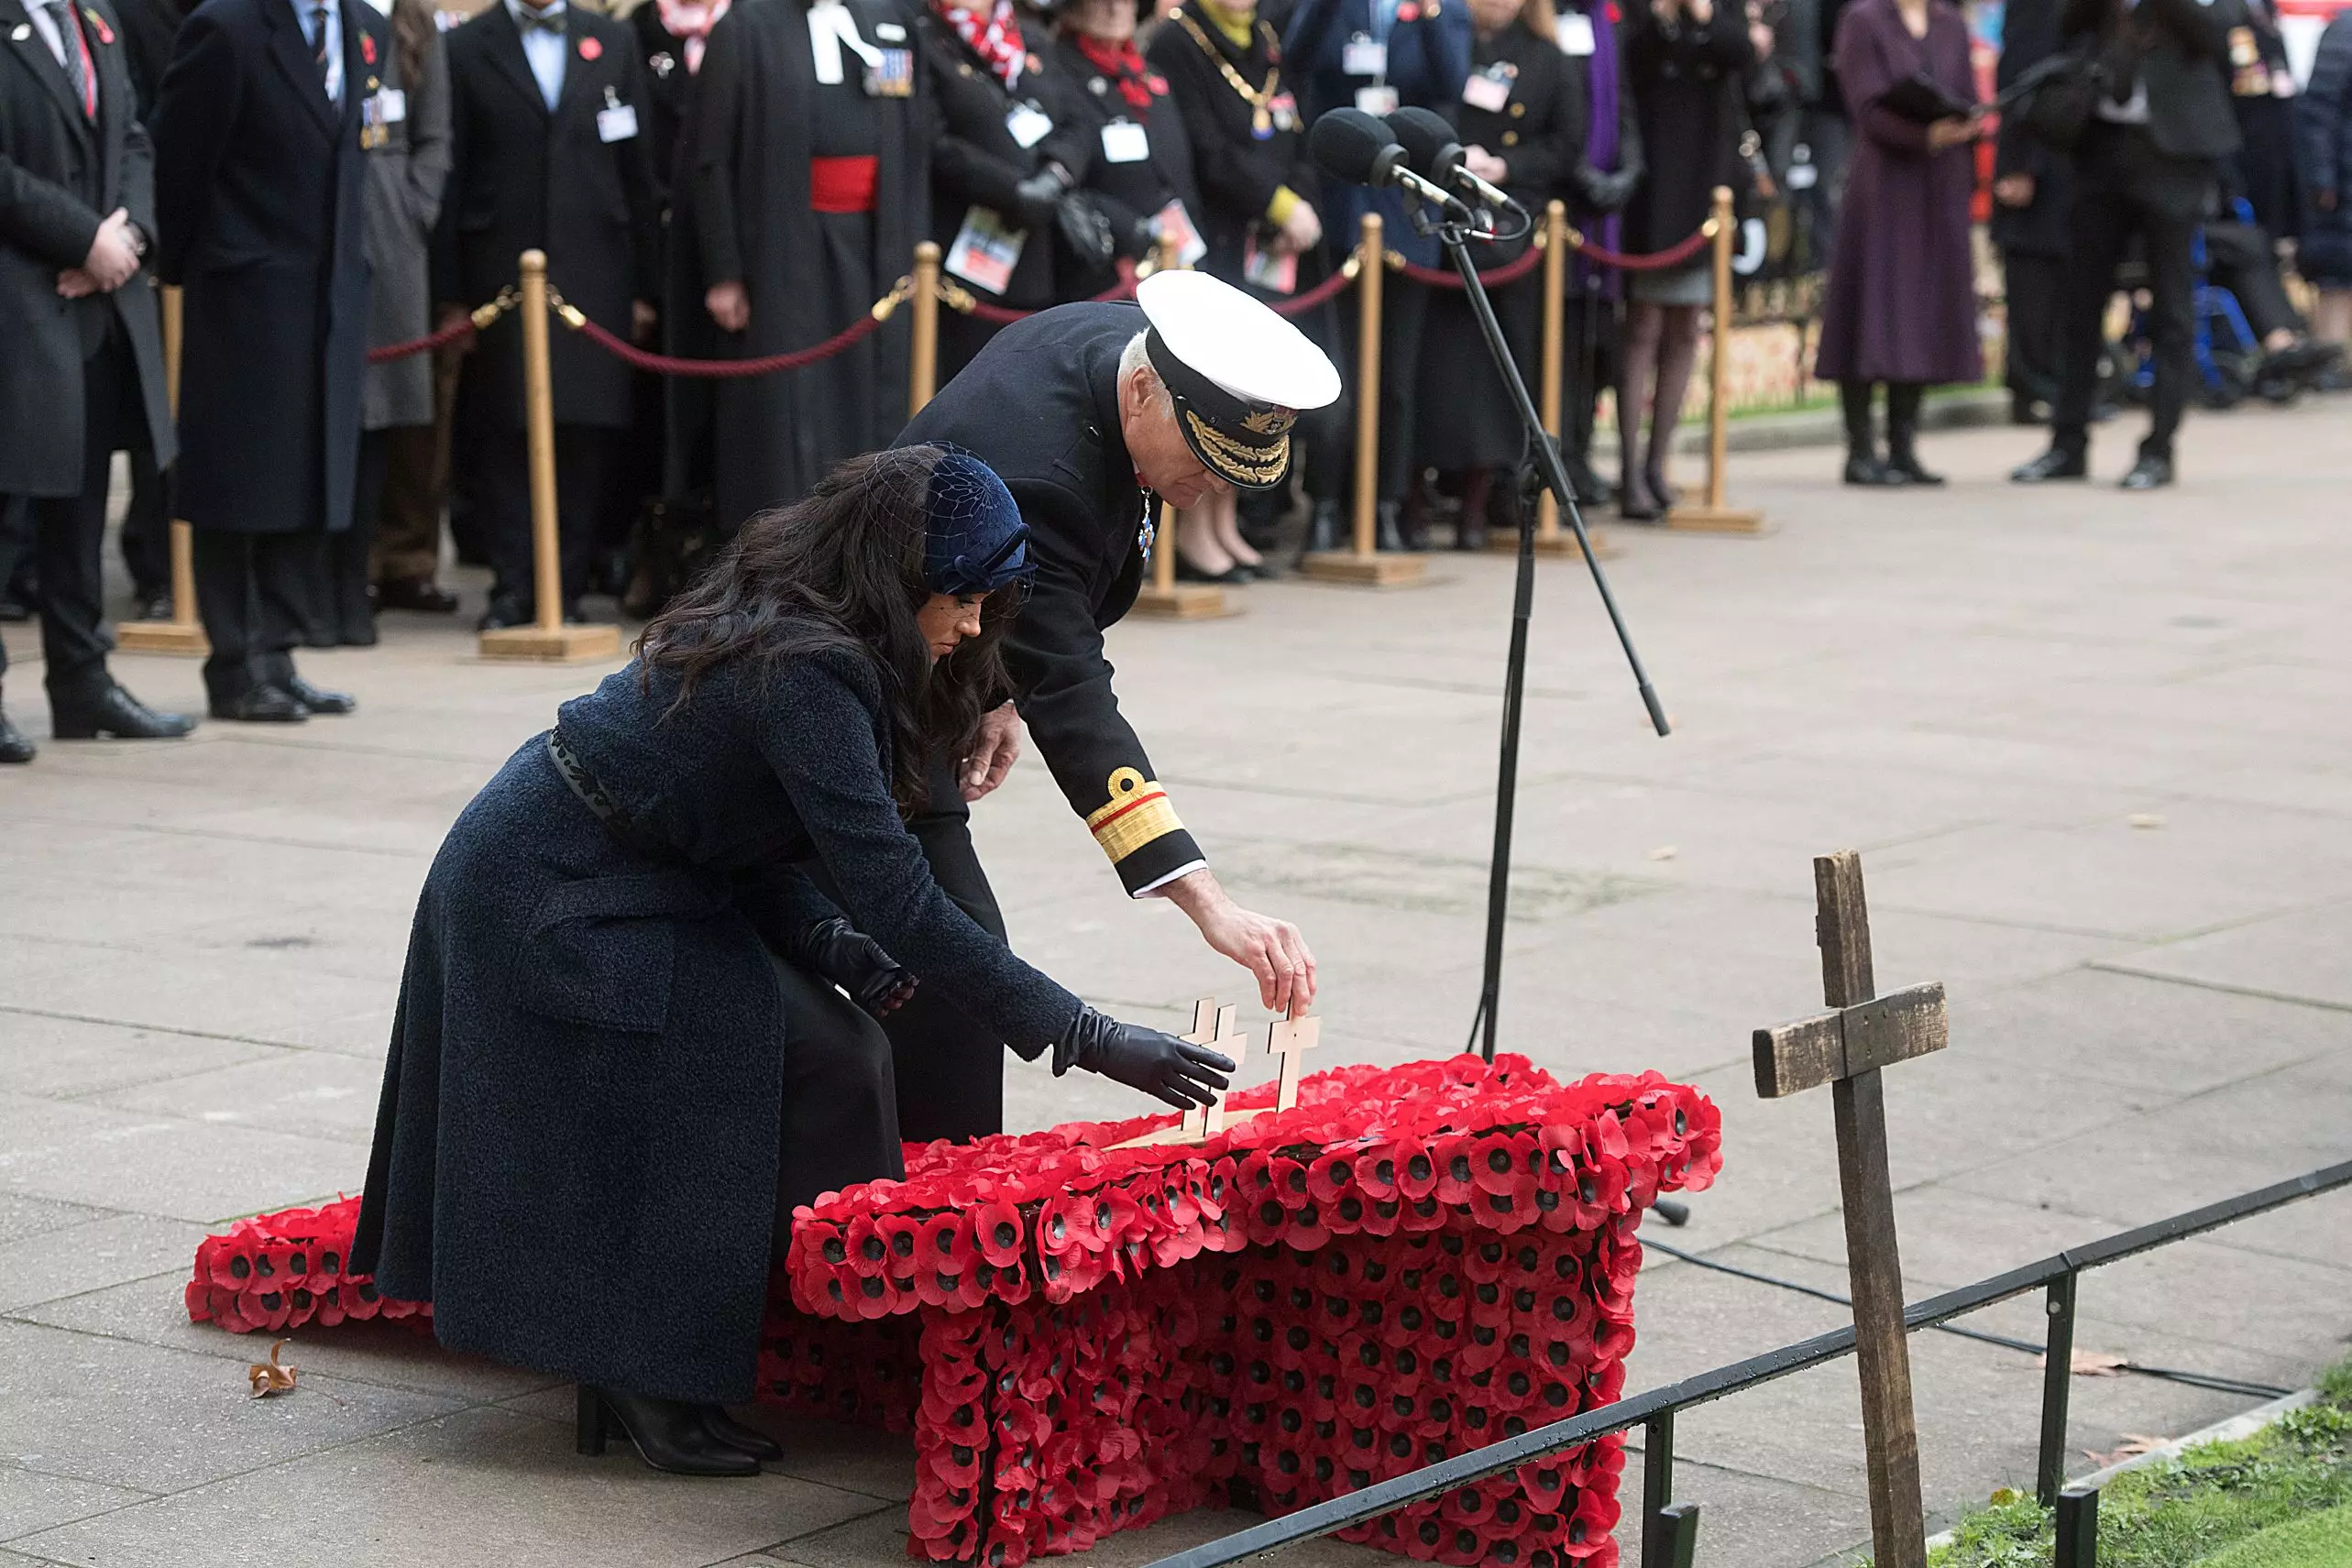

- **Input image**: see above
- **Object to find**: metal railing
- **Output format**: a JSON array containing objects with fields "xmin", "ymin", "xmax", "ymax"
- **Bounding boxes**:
[{"xmin": 1141, "ymin": 1157, "xmax": 2352, "ymax": 1568}]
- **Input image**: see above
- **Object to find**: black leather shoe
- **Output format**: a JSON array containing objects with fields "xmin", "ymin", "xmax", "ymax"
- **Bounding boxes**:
[
  {"xmin": 1174, "ymin": 554, "xmax": 1248, "ymax": 585},
  {"xmin": 2009, "ymin": 447, "xmax": 2088, "ymax": 483},
  {"xmin": 700, "ymin": 1407, "xmax": 786, "ymax": 1461},
  {"xmin": 1374, "ymin": 500, "xmax": 1408, "ymax": 553},
  {"xmin": 0, "ymin": 707, "xmax": 33, "ymax": 763},
  {"xmin": 0, "ymin": 597, "xmax": 30, "ymax": 624},
  {"xmin": 377, "ymin": 576, "xmax": 461, "ymax": 615},
  {"xmin": 339, "ymin": 620, "xmax": 379, "ymax": 648},
  {"xmin": 211, "ymin": 685, "xmax": 309, "ymax": 723},
  {"xmin": 2118, "ymin": 454, "xmax": 2174, "ymax": 490},
  {"xmin": 1300, "ymin": 499, "xmax": 1345, "ymax": 555},
  {"xmin": 133, "ymin": 593, "xmax": 175, "ymax": 622},
  {"xmin": 285, "ymin": 676, "xmax": 356, "ymax": 715},
  {"xmin": 478, "ymin": 594, "xmax": 529, "ymax": 631},
  {"xmin": 49, "ymin": 684, "xmax": 197, "ymax": 740},
  {"xmin": 1886, "ymin": 452, "xmax": 1945, "ymax": 486},
  {"xmin": 1842, "ymin": 455, "xmax": 1910, "ymax": 487},
  {"xmin": 576, "ymin": 1387, "xmax": 760, "ymax": 1476}
]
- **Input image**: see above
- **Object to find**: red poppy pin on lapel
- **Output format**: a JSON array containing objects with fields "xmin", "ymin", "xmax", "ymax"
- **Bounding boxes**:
[
  {"xmin": 84, "ymin": 7, "xmax": 114, "ymax": 42},
  {"xmin": 1396, "ymin": 2, "xmax": 1418, "ymax": 16},
  {"xmin": 359, "ymin": 31, "xmax": 375, "ymax": 63},
  {"xmin": 577, "ymin": 34, "xmax": 602, "ymax": 59}
]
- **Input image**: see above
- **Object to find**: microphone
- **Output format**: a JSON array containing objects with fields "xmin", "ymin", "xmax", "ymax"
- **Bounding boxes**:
[
  {"xmin": 1387, "ymin": 105, "xmax": 1523, "ymax": 216},
  {"xmin": 1307, "ymin": 107, "xmax": 1474, "ymax": 219}
]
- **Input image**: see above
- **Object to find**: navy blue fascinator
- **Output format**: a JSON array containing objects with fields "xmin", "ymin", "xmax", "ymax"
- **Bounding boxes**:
[{"xmin": 921, "ymin": 449, "xmax": 1032, "ymax": 598}]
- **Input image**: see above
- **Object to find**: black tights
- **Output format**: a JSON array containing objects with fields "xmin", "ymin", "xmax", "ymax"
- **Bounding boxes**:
[
  {"xmin": 1839, "ymin": 380, "xmax": 1926, "ymax": 458},
  {"xmin": 1618, "ymin": 302, "xmax": 1701, "ymax": 510}
]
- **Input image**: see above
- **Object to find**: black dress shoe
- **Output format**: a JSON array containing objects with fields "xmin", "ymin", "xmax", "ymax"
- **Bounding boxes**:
[
  {"xmin": 211, "ymin": 685, "xmax": 309, "ymax": 723},
  {"xmin": 1842, "ymin": 455, "xmax": 1910, "ymax": 487},
  {"xmin": 1374, "ymin": 500, "xmax": 1408, "ymax": 553},
  {"xmin": 2119, "ymin": 453, "xmax": 2174, "ymax": 490},
  {"xmin": 1174, "ymin": 554, "xmax": 1248, "ymax": 585},
  {"xmin": 0, "ymin": 597, "xmax": 30, "ymax": 624},
  {"xmin": 1300, "ymin": 499, "xmax": 1345, "ymax": 555},
  {"xmin": 49, "ymin": 684, "xmax": 197, "ymax": 740},
  {"xmin": 133, "ymin": 593, "xmax": 175, "ymax": 622},
  {"xmin": 576, "ymin": 1387, "xmax": 760, "ymax": 1476},
  {"xmin": 285, "ymin": 675, "xmax": 356, "ymax": 715},
  {"xmin": 377, "ymin": 576, "xmax": 461, "ymax": 615},
  {"xmin": 2010, "ymin": 447, "xmax": 2089, "ymax": 483},
  {"xmin": 478, "ymin": 594, "xmax": 529, "ymax": 631},
  {"xmin": 339, "ymin": 621, "xmax": 379, "ymax": 647},
  {"xmin": 0, "ymin": 707, "xmax": 33, "ymax": 763},
  {"xmin": 700, "ymin": 1407, "xmax": 786, "ymax": 1461},
  {"xmin": 300, "ymin": 623, "xmax": 341, "ymax": 650}
]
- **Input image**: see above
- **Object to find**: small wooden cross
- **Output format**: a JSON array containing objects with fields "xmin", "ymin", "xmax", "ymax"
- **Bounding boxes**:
[
  {"xmin": 1264, "ymin": 1004, "xmax": 1320, "ymax": 1113},
  {"xmin": 1752, "ymin": 850, "xmax": 1948, "ymax": 1568},
  {"xmin": 1181, "ymin": 1000, "xmax": 1252, "ymax": 1137}
]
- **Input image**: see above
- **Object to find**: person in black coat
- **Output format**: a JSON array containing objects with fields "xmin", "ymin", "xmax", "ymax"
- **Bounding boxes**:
[
  {"xmin": 917, "ymin": 0, "xmax": 1103, "ymax": 378},
  {"xmin": 1412, "ymin": 0, "xmax": 1583, "ymax": 550},
  {"xmin": 888, "ymin": 273, "xmax": 1332, "ymax": 1143},
  {"xmin": 1554, "ymin": 0, "xmax": 1640, "ymax": 504},
  {"xmin": 0, "ymin": 0, "xmax": 193, "ymax": 761},
  {"xmin": 1054, "ymin": 0, "xmax": 1201, "ymax": 298},
  {"xmin": 2226, "ymin": 0, "xmax": 2299, "ymax": 241},
  {"xmin": 104, "ymin": 0, "xmax": 182, "ymax": 619},
  {"xmin": 1145, "ymin": 0, "xmax": 1341, "ymax": 568},
  {"xmin": 435, "ymin": 0, "xmax": 662, "ymax": 629},
  {"xmin": 2011, "ymin": 0, "xmax": 2247, "ymax": 490},
  {"xmin": 680, "ymin": 0, "xmax": 929, "ymax": 535},
  {"xmin": 150, "ymin": 0, "xmax": 383, "ymax": 721},
  {"xmin": 353, "ymin": 444, "xmax": 1233, "ymax": 1476},
  {"xmin": 1992, "ymin": 0, "xmax": 2073, "ymax": 422}
]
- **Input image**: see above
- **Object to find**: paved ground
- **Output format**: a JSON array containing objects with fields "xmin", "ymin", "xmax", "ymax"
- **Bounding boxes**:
[{"xmin": 5, "ymin": 400, "xmax": 2352, "ymax": 1568}]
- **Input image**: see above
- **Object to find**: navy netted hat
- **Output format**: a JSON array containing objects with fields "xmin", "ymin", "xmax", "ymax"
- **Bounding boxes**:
[{"xmin": 921, "ymin": 448, "xmax": 1033, "ymax": 597}]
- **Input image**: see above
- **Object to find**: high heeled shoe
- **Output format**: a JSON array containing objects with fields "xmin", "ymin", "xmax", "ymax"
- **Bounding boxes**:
[
  {"xmin": 701, "ymin": 1406, "xmax": 786, "ymax": 1461},
  {"xmin": 575, "ymin": 1385, "xmax": 762, "ymax": 1475}
]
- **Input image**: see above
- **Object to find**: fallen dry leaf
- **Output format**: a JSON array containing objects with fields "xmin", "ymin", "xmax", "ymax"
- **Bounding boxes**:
[
  {"xmin": 2128, "ymin": 813, "xmax": 2165, "ymax": 829},
  {"xmin": 247, "ymin": 1339, "xmax": 298, "ymax": 1398},
  {"xmin": 1647, "ymin": 846, "xmax": 1678, "ymax": 861},
  {"xmin": 2032, "ymin": 1348, "xmax": 2131, "ymax": 1378},
  {"xmin": 2083, "ymin": 1435, "xmax": 2169, "ymax": 1467}
]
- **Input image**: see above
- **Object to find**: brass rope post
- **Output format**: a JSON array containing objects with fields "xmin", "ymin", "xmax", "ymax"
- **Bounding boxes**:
[
  {"xmin": 1538, "ymin": 200, "xmax": 1566, "ymax": 544},
  {"xmin": 1663, "ymin": 189, "xmax": 1764, "ymax": 533},
  {"xmin": 115, "ymin": 284, "xmax": 208, "ymax": 655},
  {"xmin": 1351, "ymin": 211, "xmax": 1381, "ymax": 558},
  {"xmin": 909, "ymin": 242, "xmax": 941, "ymax": 417}
]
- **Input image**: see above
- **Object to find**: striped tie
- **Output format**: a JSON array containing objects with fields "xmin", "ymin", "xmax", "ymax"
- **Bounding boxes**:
[
  {"xmin": 41, "ymin": 0, "xmax": 93, "ymax": 119},
  {"xmin": 311, "ymin": 3, "xmax": 332, "ymax": 93}
]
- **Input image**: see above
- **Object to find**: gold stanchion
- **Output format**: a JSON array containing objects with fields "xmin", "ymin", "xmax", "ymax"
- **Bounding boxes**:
[
  {"xmin": 1301, "ymin": 214, "xmax": 1424, "ymax": 587},
  {"xmin": 115, "ymin": 283, "xmax": 209, "ymax": 655},
  {"xmin": 478, "ymin": 250, "xmax": 622, "ymax": 662},
  {"xmin": 1665, "ymin": 186, "xmax": 1764, "ymax": 533},
  {"xmin": 1488, "ymin": 201, "xmax": 1607, "ymax": 561},
  {"xmin": 1133, "ymin": 236, "xmax": 1235, "ymax": 620},
  {"xmin": 908, "ymin": 241, "xmax": 941, "ymax": 418}
]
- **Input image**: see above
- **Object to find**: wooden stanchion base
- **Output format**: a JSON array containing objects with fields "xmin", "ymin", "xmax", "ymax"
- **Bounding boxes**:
[
  {"xmin": 478, "ymin": 623, "xmax": 626, "ymax": 663},
  {"xmin": 1485, "ymin": 529, "xmax": 1615, "ymax": 560},
  {"xmin": 1665, "ymin": 505, "xmax": 1767, "ymax": 534},
  {"xmin": 1297, "ymin": 551, "xmax": 1429, "ymax": 587},
  {"xmin": 115, "ymin": 621, "xmax": 210, "ymax": 656},
  {"xmin": 1130, "ymin": 584, "xmax": 1240, "ymax": 620}
]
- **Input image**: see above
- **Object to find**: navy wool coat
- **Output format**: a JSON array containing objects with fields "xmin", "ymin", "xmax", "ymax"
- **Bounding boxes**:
[{"xmin": 353, "ymin": 648, "xmax": 1083, "ymax": 1403}]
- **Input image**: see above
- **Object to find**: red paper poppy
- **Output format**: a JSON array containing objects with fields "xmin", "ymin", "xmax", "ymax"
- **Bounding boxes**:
[
  {"xmin": 974, "ymin": 1199, "xmax": 1024, "ymax": 1266},
  {"xmin": 1433, "ymin": 1139, "xmax": 1479, "ymax": 1205},
  {"xmin": 1562, "ymin": 1487, "xmax": 1621, "ymax": 1556},
  {"xmin": 359, "ymin": 31, "xmax": 376, "ymax": 63},
  {"xmin": 1305, "ymin": 1152, "xmax": 1355, "ymax": 1203},
  {"xmin": 1392, "ymin": 1136, "xmax": 1437, "ymax": 1200},
  {"xmin": 577, "ymin": 34, "xmax": 602, "ymax": 59}
]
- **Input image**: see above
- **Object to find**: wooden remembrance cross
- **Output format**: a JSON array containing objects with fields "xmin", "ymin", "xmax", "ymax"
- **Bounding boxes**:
[{"xmin": 1752, "ymin": 851, "xmax": 1949, "ymax": 1568}]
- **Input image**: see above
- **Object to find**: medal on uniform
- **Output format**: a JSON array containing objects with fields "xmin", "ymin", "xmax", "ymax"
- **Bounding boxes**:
[{"xmin": 1251, "ymin": 104, "xmax": 1271, "ymax": 137}]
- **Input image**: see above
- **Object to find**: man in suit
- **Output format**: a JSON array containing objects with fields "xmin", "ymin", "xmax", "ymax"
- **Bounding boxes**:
[
  {"xmin": 435, "ymin": 0, "xmax": 660, "ymax": 630},
  {"xmin": 150, "ymin": 0, "xmax": 382, "ymax": 718},
  {"xmin": 885, "ymin": 271, "xmax": 1331, "ymax": 1143},
  {"xmin": 2011, "ymin": 0, "xmax": 2247, "ymax": 489},
  {"xmin": 0, "ymin": 0, "xmax": 195, "ymax": 762},
  {"xmin": 1992, "ymin": 0, "xmax": 2074, "ymax": 424}
]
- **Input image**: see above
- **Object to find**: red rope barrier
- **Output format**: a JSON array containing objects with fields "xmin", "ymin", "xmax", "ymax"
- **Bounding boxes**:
[
  {"xmin": 1392, "ymin": 242, "xmax": 1548, "ymax": 290},
  {"xmin": 566, "ymin": 309, "xmax": 886, "ymax": 378},
  {"xmin": 366, "ymin": 313, "xmax": 479, "ymax": 364},
  {"xmin": 1266, "ymin": 262, "xmax": 1357, "ymax": 316},
  {"xmin": 1566, "ymin": 223, "xmax": 1714, "ymax": 273}
]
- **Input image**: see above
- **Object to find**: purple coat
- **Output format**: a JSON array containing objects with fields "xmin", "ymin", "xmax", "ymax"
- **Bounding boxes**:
[{"xmin": 1812, "ymin": 0, "xmax": 1982, "ymax": 385}]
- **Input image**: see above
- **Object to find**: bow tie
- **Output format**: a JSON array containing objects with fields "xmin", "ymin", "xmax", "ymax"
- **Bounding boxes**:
[{"xmin": 519, "ymin": 7, "xmax": 566, "ymax": 32}]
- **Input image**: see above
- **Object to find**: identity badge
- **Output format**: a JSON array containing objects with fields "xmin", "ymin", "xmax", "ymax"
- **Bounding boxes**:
[{"xmin": 1341, "ymin": 33, "xmax": 1386, "ymax": 75}]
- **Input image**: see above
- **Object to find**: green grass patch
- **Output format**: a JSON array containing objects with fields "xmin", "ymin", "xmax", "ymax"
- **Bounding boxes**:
[{"xmin": 1925, "ymin": 1354, "xmax": 2352, "ymax": 1568}]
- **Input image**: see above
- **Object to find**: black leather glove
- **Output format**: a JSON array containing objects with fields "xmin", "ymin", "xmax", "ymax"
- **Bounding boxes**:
[
  {"xmin": 792, "ymin": 916, "xmax": 918, "ymax": 1020},
  {"xmin": 1051, "ymin": 1006, "xmax": 1235, "ymax": 1110},
  {"xmin": 1054, "ymin": 193, "xmax": 1118, "ymax": 274},
  {"xmin": 1011, "ymin": 168, "xmax": 1069, "ymax": 229},
  {"xmin": 1571, "ymin": 160, "xmax": 1641, "ymax": 214}
]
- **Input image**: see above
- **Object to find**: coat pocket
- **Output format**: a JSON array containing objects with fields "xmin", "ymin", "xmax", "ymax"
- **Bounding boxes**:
[{"xmin": 513, "ymin": 869, "xmax": 728, "ymax": 1035}]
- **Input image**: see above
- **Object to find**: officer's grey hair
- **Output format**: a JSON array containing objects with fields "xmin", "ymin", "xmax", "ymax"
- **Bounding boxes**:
[{"xmin": 1119, "ymin": 332, "xmax": 1164, "ymax": 404}]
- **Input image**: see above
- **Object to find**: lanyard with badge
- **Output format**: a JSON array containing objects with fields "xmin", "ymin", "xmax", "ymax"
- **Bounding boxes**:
[{"xmin": 1345, "ymin": 0, "xmax": 1400, "ymax": 115}]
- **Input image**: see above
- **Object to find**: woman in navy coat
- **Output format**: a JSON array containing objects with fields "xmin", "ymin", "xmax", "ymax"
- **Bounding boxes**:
[{"xmin": 352, "ymin": 446, "xmax": 1233, "ymax": 1477}]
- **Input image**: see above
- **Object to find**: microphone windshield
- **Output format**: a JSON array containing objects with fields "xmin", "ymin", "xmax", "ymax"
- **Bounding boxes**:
[
  {"xmin": 1385, "ymin": 106, "xmax": 1465, "ymax": 185},
  {"xmin": 1309, "ymin": 107, "xmax": 1403, "ymax": 186}
]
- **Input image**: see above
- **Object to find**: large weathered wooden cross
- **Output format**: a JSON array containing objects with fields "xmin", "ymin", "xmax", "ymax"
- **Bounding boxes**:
[{"xmin": 1752, "ymin": 850, "xmax": 1949, "ymax": 1568}]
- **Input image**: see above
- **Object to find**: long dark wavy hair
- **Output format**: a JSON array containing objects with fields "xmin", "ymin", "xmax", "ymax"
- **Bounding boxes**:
[{"xmin": 635, "ymin": 447, "xmax": 1017, "ymax": 811}]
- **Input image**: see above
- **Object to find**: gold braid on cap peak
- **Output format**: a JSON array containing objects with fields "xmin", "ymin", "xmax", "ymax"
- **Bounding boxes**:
[{"xmin": 1183, "ymin": 409, "xmax": 1291, "ymax": 486}]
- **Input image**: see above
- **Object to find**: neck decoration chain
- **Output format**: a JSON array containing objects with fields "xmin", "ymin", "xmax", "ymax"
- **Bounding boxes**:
[{"xmin": 1177, "ymin": 7, "xmax": 1280, "ymax": 137}]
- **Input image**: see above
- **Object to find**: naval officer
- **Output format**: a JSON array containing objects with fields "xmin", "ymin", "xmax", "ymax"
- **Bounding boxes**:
[{"xmin": 886, "ymin": 268, "xmax": 1340, "ymax": 1144}]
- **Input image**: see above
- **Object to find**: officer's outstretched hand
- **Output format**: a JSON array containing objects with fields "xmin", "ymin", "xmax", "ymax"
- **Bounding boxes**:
[
  {"xmin": 1159, "ymin": 868, "xmax": 1317, "ymax": 1015},
  {"xmin": 795, "ymin": 916, "xmax": 919, "ymax": 1020},
  {"xmin": 1053, "ymin": 1007, "xmax": 1235, "ymax": 1111}
]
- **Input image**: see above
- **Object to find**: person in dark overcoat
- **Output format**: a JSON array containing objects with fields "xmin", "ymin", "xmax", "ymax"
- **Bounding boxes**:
[
  {"xmin": 1145, "ymin": 0, "xmax": 1344, "ymax": 565},
  {"xmin": 1615, "ymin": 0, "xmax": 1750, "ymax": 520},
  {"xmin": 680, "ymin": 0, "xmax": 930, "ymax": 535},
  {"xmin": 1553, "ymin": 0, "xmax": 1640, "ymax": 505},
  {"xmin": 1991, "ymin": 0, "xmax": 2072, "ymax": 424},
  {"xmin": 2298, "ymin": 9, "xmax": 2352, "ymax": 357},
  {"xmin": 150, "ymin": 0, "xmax": 382, "ymax": 721},
  {"xmin": 0, "ymin": 0, "xmax": 192, "ymax": 761},
  {"xmin": 2010, "ymin": 0, "xmax": 2248, "ymax": 489},
  {"xmin": 1054, "ymin": 0, "xmax": 1201, "ymax": 299},
  {"xmin": 351, "ymin": 445, "xmax": 1232, "ymax": 1474},
  {"xmin": 2226, "ymin": 0, "xmax": 2300, "ymax": 241},
  {"xmin": 1285, "ymin": 0, "xmax": 1471, "ymax": 548},
  {"xmin": 435, "ymin": 0, "xmax": 662, "ymax": 629},
  {"xmin": 886, "ymin": 272, "xmax": 1330, "ymax": 1144},
  {"xmin": 1811, "ymin": 0, "xmax": 1981, "ymax": 486},
  {"xmin": 1412, "ymin": 0, "xmax": 1583, "ymax": 550},
  {"xmin": 916, "ymin": 0, "xmax": 1101, "ymax": 379},
  {"xmin": 103, "ymin": 0, "xmax": 184, "ymax": 620},
  {"xmin": 324, "ymin": 0, "xmax": 450, "ymax": 647}
]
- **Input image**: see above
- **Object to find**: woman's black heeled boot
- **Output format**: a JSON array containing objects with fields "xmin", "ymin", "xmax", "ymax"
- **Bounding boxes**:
[
  {"xmin": 1885, "ymin": 382, "xmax": 1944, "ymax": 485},
  {"xmin": 575, "ymin": 1385, "xmax": 761, "ymax": 1475},
  {"xmin": 1840, "ymin": 380, "xmax": 1908, "ymax": 487},
  {"xmin": 701, "ymin": 1406, "xmax": 786, "ymax": 1461}
]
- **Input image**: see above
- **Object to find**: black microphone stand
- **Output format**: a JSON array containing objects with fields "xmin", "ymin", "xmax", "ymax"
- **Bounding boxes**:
[{"xmin": 1403, "ymin": 199, "xmax": 1671, "ymax": 1063}]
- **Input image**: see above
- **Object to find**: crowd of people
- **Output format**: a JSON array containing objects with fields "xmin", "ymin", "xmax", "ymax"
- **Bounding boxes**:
[{"xmin": 5, "ymin": 0, "xmax": 2352, "ymax": 756}]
